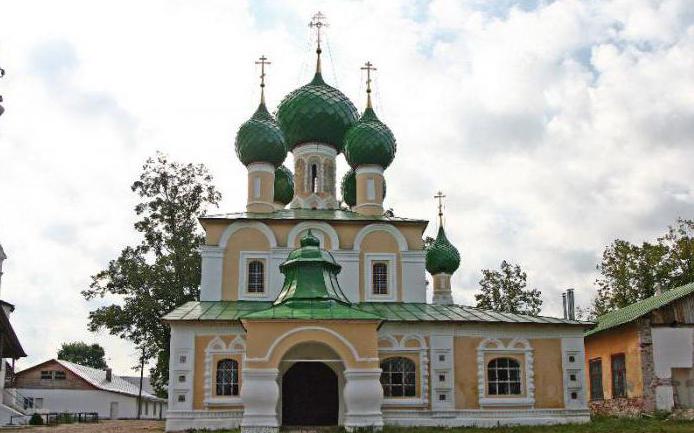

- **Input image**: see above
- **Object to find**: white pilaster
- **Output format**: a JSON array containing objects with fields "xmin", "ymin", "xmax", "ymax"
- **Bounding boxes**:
[
  {"xmin": 240, "ymin": 368, "xmax": 280, "ymax": 433},
  {"xmin": 343, "ymin": 369, "xmax": 384, "ymax": 431},
  {"xmin": 401, "ymin": 251, "xmax": 427, "ymax": 303},
  {"xmin": 199, "ymin": 246, "xmax": 224, "ymax": 301}
]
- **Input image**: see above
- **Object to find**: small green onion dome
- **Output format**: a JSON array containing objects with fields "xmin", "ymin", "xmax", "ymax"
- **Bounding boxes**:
[
  {"xmin": 276, "ymin": 73, "xmax": 358, "ymax": 152},
  {"xmin": 341, "ymin": 169, "xmax": 356, "ymax": 207},
  {"xmin": 274, "ymin": 165, "xmax": 294, "ymax": 205},
  {"xmin": 425, "ymin": 226, "xmax": 461, "ymax": 275},
  {"xmin": 235, "ymin": 102, "xmax": 287, "ymax": 167},
  {"xmin": 343, "ymin": 107, "xmax": 397, "ymax": 169}
]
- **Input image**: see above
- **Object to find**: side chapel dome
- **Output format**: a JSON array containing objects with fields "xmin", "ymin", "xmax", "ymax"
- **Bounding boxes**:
[
  {"xmin": 274, "ymin": 165, "xmax": 294, "ymax": 205},
  {"xmin": 235, "ymin": 102, "xmax": 287, "ymax": 167},
  {"xmin": 343, "ymin": 107, "xmax": 396, "ymax": 169},
  {"xmin": 425, "ymin": 226, "xmax": 461, "ymax": 275}
]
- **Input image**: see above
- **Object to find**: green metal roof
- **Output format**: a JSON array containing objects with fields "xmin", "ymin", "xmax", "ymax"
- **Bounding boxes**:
[
  {"xmin": 201, "ymin": 208, "xmax": 427, "ymax": 224},
  {"xmin": 425, "ymin": 226, "xmax": 461, "ymax": 275},
  {"xmin": 343, "ymin": 107, "xmax": 397, "ymax": 169},
  {"xmin": 164, "ymin": 300, "xmax": 587, "ymax": 326},
  {"xmin": 341, "ymin": 169, "xmax": 356, "ymax": 207},
  {"xmin": 586, "ymin": 281, "xmax": 694, "ymax": 337},
  {"xmin": 273, "ymin": 165, "xmax": 294, "ymax": 205}
]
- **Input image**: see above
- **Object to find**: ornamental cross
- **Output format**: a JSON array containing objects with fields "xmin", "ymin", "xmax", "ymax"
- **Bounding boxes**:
[
  {"xmin": 309, "ymin": 11, "xmax": 328, "ymax": 50},
  {"xmin": 361, "ymin": 61, "xmax": 377, "ymax": 103},
  {"xmin": 434, "ymin": 191, "xmax": 446, "ymax": 228},
  {"xmin": 255, "ymin": 55, "xmax": 271, "ymax": 103}
]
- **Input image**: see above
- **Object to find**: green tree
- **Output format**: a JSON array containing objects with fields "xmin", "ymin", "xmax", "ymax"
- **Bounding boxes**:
[
  {"xmin": 82, "ymin": 153, "xmax": 221, "ymax": 397},
  {"xmin": 57, "ymin": 342, "xmax": 108, "ymax": 369},
  {"xmin": 593, "ymin": 218, "xmax": 694, "ymax": 316},
  {"xmin": 475, "ymin": 260, "xmax": 543, "ymax": 316}
]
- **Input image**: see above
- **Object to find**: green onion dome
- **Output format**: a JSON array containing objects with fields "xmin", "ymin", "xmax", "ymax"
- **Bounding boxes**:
[
  {"xmin": 276, "ymin": 73, "xmax": 358, "ymax": 152},
  {"xmin": 235, "ymin": 102, "xmax": 287, "ymax": 167},
  {"xmin": 341, "ymin": 169, "xmax": 356, "ymax": 207},
  {"xmin": 425, "ymin": 226, "xmax": 461, "ymax": 275},
  {"xmin": 274, "ymin": 165, "xmax": 294, "ymax": 206},
  {"xmin": 343, "ymin": 107, "xmax": 397, "ymax": 169}
]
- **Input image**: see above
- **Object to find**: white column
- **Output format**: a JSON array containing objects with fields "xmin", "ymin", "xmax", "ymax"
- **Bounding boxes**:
[
  {"xmin": 199, "ymin": 246, "xmax": 224, "ymax": 301},
  {"xmin": 343, "ymin": 369, "xmax": 383, "ymax": 431},
  {"xmin": 240, "ymin": 368, "xmax": 280, "ymax": 433}
]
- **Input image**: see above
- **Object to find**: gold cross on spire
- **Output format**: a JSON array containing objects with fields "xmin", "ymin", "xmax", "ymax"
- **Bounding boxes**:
[
  {"xmin": 255, "ymin": 55, "xmax": 271, "ymax": 104},
  {"xmin": 434, "ymin": 191, "xmax": 446, "ymax": 228},
  {"xmin": 361, "ymin": 61, "xmax": 377, "ymax": 108},
  {"xmin": 309, "ymin": 11, "xmax": 328, "ymax": 73}
]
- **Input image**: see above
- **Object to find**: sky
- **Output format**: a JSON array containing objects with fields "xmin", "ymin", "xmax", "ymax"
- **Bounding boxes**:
[{"xmin": 0, "ymin": 0, "xmax": 693, "ymax": 375}]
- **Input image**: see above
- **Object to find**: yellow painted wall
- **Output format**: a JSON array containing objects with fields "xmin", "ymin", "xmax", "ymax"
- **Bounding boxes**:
[
  {"xmin": 584, "ymin": 324, "xmax": 643, "ymax": 399},
  {"xmin": 221, "ymin": 228, "xmax": 271, "ymax": 300},
  {"xmin": 454, "ymin": 336, "xmax": 482, "ymax": 409},
  {"xmin": 242, "ymin": 320, "xmax": 380, "ymax": 370},
  {"xmin": 533, "ymin": 338, "xmax": 565, "ymax": 408}
]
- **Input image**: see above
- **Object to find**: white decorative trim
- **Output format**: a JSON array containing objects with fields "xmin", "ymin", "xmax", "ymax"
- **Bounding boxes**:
[
  {"xmin": 238, "ymin": 251, "xmax": 272, "ymax": 300},
  {"xmin": 199, "ymin": 245, "xmax": 225, "ymax": 302},
  {"xmin": 354, "ymin": 224, "xmax": 408, "ymax": 252},
  {"xmin": 355, "ymin": 165, "xmax": 385, "ymax": 176},
  {"xmin": 381, "ymin": 408, "xmax": 591, "ymax": 427},
  {"xmin": 477, "ymin": 337, "xmax": 535, "ymax": 408},
  {"xmin": 204, "ymin": 335, "xmax": 246, "ymax": 407},
  {"xmin": 244, "ymin": 326, "xmax": 379, "ymax": 364},
  {"xmin": 292, "ymin": 142, "xmax": 337, "ymax": 158},
  {"xmin": 247, "ymin": 162, "xmax": 275, "ymax": 174},
  {"xmin": 287, "ymin": 221, "xmax": 340, "ymax": 249},
  {"xmin": 219, "ymin": 221, "xmax": 277, "ymax": 249},
  {"xmin": 364, "ymin": 253, "xmax": 398, "ymax": 302}
]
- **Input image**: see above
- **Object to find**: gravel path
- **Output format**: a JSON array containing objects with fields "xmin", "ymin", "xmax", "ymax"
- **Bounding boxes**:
[{"xmin": 1, "ymin": 420, "xmax": 165, "ymax": 432}]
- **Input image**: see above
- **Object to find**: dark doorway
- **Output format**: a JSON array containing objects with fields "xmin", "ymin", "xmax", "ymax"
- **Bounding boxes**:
[{"xmin": 282, "ymin": 362, "xmax": 338, "ymax": 426}]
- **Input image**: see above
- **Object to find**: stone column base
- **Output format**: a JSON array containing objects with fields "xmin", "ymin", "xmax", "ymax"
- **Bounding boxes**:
[
  {"xmin": 240, "ymin": 368, "xmax": 280, "ymax": 432},
  {"xmin": 343, "ymin": 369, "xmax": 384, "ymax": 431}
]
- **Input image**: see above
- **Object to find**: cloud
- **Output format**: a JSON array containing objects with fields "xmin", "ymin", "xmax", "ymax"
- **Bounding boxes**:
[{"xmin": 1, "ymin": 0, "xmax": 693, "ymax": 374}]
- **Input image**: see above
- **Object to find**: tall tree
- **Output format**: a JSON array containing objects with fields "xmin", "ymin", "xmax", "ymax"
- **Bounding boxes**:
[
  {"xmin": 475, "ymin": 260, "xmax": 543, "ymax": 316},
  {"xmin": 593, "ymin": 218, "xmax": 694, "ymax": 316},
  {"xmin": 58, "ymin": 342, "xmax": 108, "ymax": 369},
  {"xmin": 82, "ymin": 153, "xmax": 221, "ymax": 396}
]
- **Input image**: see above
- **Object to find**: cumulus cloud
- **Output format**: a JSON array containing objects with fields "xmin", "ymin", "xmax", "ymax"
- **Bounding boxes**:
[{"xmin": 1, "ymin": 0, "xmax": 693, "ymax": 373}]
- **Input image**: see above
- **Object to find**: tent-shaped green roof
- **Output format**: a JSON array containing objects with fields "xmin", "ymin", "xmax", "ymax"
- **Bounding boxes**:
[{"xmin": 586, "ymin": 281, "xmax": 694, "ymax": 336}]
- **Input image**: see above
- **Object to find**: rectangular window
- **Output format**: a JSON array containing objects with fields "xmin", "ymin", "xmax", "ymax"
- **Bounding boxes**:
[
  {"xmin": 439, "ymin": 394, "xmax": 446, "ymax": 401},
  {"xmin": 177, "ymin": 394, "xmax": 186, "ymax": 403},
  {"xmin": 372, "ymin": 262, "xmax": 388, "ymax": 295},
  {"xmin": 611, "ymin": 354, "xmax": 627, "ymax": 398},
  {"xmin": 23, "ymin": 397, "xmax": 34, "ymax": 410},
  {"xmin": 40, "ymin": 371, "xmax": 52, "ymax": 380},
  {"xmin": 179, "ymin": 355, "xmax": 187, "ymax": 364},
  {"xmin": 54, "ymin": 371, "xmax": 66, "ymax": 380},
  {"xmin": 589, "ymin": 358, "xmax": 603, "ymax": 400},
  {"xmin": 247, "ymin": 260, "xmax": 265, "ymax": 293},
  {"xmin": 439, "ymin": 374, "xmax": 446, "ymax": 382},
  {"xmin": 178, "ymin": 375, "xmax": 186, "ymax": 383}
]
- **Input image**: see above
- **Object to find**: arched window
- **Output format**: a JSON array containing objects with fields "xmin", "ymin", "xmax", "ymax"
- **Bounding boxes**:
[
  {"xmin": 380, "ymin": 357, "xmax": 416, "ymax": 397},
  {"xmin": 310, "ymin": 163, "xmax": 319, "ymax": 193},
  {"xmin": 487, "ymin": 357, "xmax": 521, "ymax": 396},
  {"xmin": 247, "ymin": 260, "xmax": 264, "ymax": 293},
  {"xmin": 372, "ymin": 262, "xmax": 388, "ymax": 295},
  {"xmin": 216, "ymin": 359, "xmax": 239, "ymax": 396}
]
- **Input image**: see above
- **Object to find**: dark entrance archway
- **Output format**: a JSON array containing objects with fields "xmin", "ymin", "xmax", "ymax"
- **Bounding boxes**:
[{"xmin": 282, "ymin": 362, "xmax": 338, "ymax": 426}]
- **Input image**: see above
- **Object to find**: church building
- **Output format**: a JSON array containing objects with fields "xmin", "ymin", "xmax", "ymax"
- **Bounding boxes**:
[{"xmin": 164, "ymin": 15, "xmax": 590, "ymax": 432}]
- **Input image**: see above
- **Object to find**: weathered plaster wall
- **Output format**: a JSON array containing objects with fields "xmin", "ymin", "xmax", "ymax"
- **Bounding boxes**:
[
  {"xmin": 533, "ymin": 338, "xmax": 565, "ymax": 408},
  {"xmin": 453, "ymin": 336, "xmax": 481, "ymax": 409}
]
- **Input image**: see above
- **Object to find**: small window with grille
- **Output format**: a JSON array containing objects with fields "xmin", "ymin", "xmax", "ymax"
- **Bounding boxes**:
[
  {"xmin": 372, "ymin": 262, "xmax": 388, "ymax": 295},
  {"xmin": 611, "ymin": 354, "xmax": 627, "ymax": 398},
  {"xmin": 216, "ymin": 359, "xmax": 239, "ymax": 396},
  {"xmin": 487, "ymin": 357, "xmax": 522, "ymax": 396},
  {"xmin": 247, "ymin": 260, "xmax": 264, "ymax": 293},
  {"xmin": 589, "ymin": 358, "xmax": 604, "ymax": 400}
]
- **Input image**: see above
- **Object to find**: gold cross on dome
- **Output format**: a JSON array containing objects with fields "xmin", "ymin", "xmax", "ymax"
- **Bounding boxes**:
[
  {"xmin": 309, "ymin": 11, "xmax": 328, "ymax": 49},
  {"xmin": 434, "ymin": 191, "xmax": 446, "ymax": 228},
  {"xmin": 254, "ymin": 55, "xmax": 271, "ymax": 103},
  {"xmin": 361, "ymin": 61, "xmax": 377, "ymax": 107}
]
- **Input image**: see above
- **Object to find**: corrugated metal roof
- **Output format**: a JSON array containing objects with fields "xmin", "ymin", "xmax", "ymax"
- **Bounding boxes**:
[
  {"xmin": 586, "ymin": 281, "xmax": 694, "ymax": 337},
  {"xmin": 164, "ymin": 301, "xmax": 587, "ymax": 326},
  {"xmin": 201, "ymin": 209, "xmax": 426, "ymax": 224},
  {"xmin": 55, "ymin": 359, "xmax": 164, "ymax": 401}
]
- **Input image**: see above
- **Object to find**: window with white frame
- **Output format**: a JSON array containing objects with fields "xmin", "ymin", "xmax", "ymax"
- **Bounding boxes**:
[
  {"xmin": 372, "ymin": 262, "xmax": 388, "ymax": 295},
  {"xmin": 215, "ymin": 359, "xmax": 239, "ymax": 396},
  {"xmin": 380, "ymin": 357, "xmax": 416, "ymax": 397},
  {"xmin": 487, "ymin": 357, "xmax": 522, "ymax": 396},
  {"xmin": 247, "ymin": 260, "xmax": 264, "ymax": 293}
]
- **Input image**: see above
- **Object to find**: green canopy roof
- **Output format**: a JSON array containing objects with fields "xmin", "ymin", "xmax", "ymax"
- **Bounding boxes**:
[{"xmin": 586, "ymin": 281, "xmax": 694, "ymax": 337}]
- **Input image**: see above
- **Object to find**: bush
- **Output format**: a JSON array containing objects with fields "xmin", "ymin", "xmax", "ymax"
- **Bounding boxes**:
[{"xmin": 29, "ymin": 413, "xmax": 44, "ymax": 425}]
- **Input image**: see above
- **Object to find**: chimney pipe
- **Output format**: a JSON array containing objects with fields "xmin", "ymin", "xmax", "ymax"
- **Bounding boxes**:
[
  {"xmin": 562, "ymin": 293, "xmax": 567, "ymax": 319},
  {"xmin": 567, "ymin": 288, "xmax": 575, "ymax": 321},
  {"xmin": 105, "ymin": 368, "xmax": 112, "ymax": 382}
]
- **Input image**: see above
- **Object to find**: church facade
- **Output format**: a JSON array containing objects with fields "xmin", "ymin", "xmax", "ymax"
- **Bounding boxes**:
[{"xmin": 164, "ymin": 23, "xmax": 590, "ymax": 432}]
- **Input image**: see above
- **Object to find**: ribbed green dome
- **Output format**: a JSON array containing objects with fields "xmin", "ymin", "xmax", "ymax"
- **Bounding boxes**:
[
  {"xmin": 343, "ymin": 107, "xmax": 397, "ymax": 169},
  {"xmin": 235, "ymin": 102, "xmax": 287, "ymax": 167},
  {"xmin": 276, "ymin": 73, "xmax": 358, "ymax": 152},
  {"xmin": 341, "ymin": 169, "xmax": 356, "ymax": 207},
  {"xmin": 274, "ymin": 165, "xmax": 294, "ymax": 205},
  {"xmin": 426, "ymin": 226, "xmax": 461, "ymax": 275}
]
